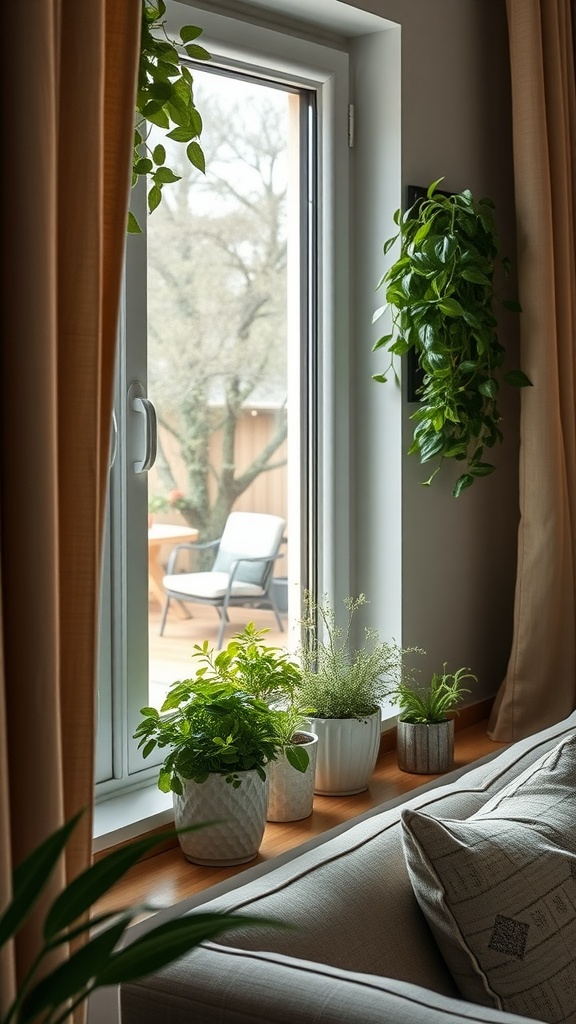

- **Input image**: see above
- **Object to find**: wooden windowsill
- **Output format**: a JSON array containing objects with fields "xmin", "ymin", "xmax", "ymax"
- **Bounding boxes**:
[{"xmin": 95, "ymin": 701, "xmax": 505, "ymax": 919}]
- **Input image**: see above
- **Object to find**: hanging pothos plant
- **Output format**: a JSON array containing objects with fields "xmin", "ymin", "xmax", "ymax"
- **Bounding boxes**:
[
  {"xmin": 372, "ymin": 178, "xmax": 531, "ymax": 497},
  {"xmin": 129, "ymin": 0, "xmax": 211, "ymax": 233}
]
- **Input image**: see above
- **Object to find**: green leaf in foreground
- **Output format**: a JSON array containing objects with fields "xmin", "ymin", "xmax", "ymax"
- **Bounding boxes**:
[
  {"xmin": 0, "ymin": 812, "xmax": 82, "ymax": 948},
  {"xmin": 94, "ymin": 914, "xmax": 285, "ymax": 987}
]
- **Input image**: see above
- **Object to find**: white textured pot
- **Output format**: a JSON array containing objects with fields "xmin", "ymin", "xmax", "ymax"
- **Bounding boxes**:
[
  {"xmin": 266, "ymin": 731, "xmax": 318, "ymax": 822},
  {"xmin": 173, "ymin": 769, "xmax": 268, "ymax": 865},
  {"xmin": 311, "ymin": 709, "xmax": 381, "ymax": 796},
  {"xmin": 397, "ymin": 718, "xmax": 454, "ymax": 774}
]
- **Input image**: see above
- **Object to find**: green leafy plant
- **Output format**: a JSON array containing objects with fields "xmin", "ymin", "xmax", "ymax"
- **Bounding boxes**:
[
  {"xmin": 130, "ymin": 0, "xmax": 211, "ymax": 233},
  {"xmin": 193, "ymin": 623, "xmax": 303, "ymax": 709},
  {"xmin": 388, "ymin": 664, "xmax": 476, "ymax": 724},
  {"xmin": 135, "ymin": 679, "xmax": 282, "ymax": 794},
  {"xmin": 0, "ymin": 813, "xmax": 275, "ymax": 1024},
  {"xmin": 372, "ymin": 178, "xmax": 532, "ymax": 497},
  {"xmin": 272, "ymin": 705, "xmax": 316, "ymax": 773},
  {"xmin": 295, "ymin": 592, "xmax": 423, "ymax": 720}
]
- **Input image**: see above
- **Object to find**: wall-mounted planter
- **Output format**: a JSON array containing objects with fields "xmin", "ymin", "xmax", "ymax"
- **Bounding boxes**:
[{"xmin": 397, "ymin": 718, "xmax": 454, "ymax": 774}]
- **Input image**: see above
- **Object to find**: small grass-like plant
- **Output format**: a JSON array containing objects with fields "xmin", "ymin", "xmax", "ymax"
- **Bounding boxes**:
[
  {"xmin": 389, "ymin": 664, "xmax": 476, "ymax": 724},
  {"xmin": 295, "ymin": 592, "xmax": 423, "ymax": 720}
]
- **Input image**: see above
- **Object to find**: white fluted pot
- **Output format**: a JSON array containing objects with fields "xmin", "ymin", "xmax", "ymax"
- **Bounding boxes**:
[
  {"xmin": 267, "ymin": 731, "xmax": 318, "ymax": 822},
  {"xmin": 311, "ymin": 709, "xmax": 381, "ymax": 796},
  {"xmin": 397, "ymin": 718, "xmax": 454, "ymax": 774},
  {"xmin": 173, "ymin": 769, "xmax": 268, "ymax": 865}
]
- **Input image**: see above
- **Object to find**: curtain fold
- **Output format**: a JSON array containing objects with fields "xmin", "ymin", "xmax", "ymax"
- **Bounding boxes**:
[
  {"xmin": 489, "ymin": 0, "xmax": 576, "ymax": 741},
  {"xmin": 0, "ymin": 0, "xmax": 140, "ymax": 1017}
]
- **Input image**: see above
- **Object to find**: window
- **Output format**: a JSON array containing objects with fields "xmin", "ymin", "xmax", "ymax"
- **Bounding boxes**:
[
  {"xmin": 95, "ymin": 7, "xmax": 349, "ymax": 804},
  {"xmin": 94, "ymin": 1, "xmax": 402, "ymax": 840}
]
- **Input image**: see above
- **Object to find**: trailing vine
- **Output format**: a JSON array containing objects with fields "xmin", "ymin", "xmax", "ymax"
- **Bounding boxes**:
[
  {"xmin": 130, "ymin": 0, "xmax": 211, "ymax": 233},
  {"xmin": 372, "ymin": 179, "xmax": 531, "ymax": 496}
]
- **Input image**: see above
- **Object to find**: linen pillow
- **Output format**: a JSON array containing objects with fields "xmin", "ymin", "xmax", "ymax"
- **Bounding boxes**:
[{"xmin": 401, "ymin": 731, "xmax": 576, "ymax": 1024}]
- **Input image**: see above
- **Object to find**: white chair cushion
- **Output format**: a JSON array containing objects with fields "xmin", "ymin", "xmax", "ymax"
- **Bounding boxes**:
[
  {"xmin": 163, "ymin": 571, "xmax": 265, "ymax": 600},
  {"xmin": 401, "ymin": 730, "xmax": 576, "ymax": 1024},
  {"xmin": 212, "ymin": 512, "xmax": 285, "ymax": 586}
]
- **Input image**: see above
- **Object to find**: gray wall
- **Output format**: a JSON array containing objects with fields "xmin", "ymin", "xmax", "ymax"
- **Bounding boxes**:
[{"xmin": 348, "ymin": 0, "xmax": 519, "ymax": 703}]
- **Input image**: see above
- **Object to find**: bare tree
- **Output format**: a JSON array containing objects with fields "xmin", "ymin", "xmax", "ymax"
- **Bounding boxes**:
[{"xmin": 147, "ymin": 79, "xmax": 289, "ymax": 543}]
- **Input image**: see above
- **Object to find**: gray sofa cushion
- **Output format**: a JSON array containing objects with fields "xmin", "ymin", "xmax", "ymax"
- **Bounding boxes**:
[
  {"xmin": 121, "ymin": 942, "xmax": 546, "ymax": 1024},
  {"xmin": 165, "ymin": 714, "xmax": 576, "ymax": 996},
  {"xmin": 120, "ymin": 712, "xmax": 576, "ymax": 1024},
  {"xmin": 401, "ymin": 730, "xmax": 576, "ymax": 1024}
]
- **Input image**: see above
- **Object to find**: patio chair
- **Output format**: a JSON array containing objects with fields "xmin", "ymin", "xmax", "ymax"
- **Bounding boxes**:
[{"xmin": 159, "ymin": 511, "xmax": 286, "ymax": 648}]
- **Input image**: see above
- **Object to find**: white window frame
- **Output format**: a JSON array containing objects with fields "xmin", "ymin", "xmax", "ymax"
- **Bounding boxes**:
[{"xmin": 94, "ymin": 0, "xmax": 403, "ymax": 847}]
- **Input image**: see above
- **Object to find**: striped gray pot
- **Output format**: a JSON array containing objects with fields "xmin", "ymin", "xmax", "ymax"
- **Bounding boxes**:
[{"xmin": 397, "ymin": 718, "xmax": 454, "ymax": 774}]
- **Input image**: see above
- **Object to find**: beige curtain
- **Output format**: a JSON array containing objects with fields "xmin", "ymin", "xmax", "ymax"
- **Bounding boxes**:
[
  {"xmin": 0, "ymin": 0, "xmax": 140, "ymax": 1016},
  {"xmin": 489, "ymin": 0, "xmax": 576, "ymax": 741}
]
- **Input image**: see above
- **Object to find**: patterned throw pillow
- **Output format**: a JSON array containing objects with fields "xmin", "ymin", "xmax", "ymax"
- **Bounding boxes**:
[{"xmin": 401, "ymin": 732, "xmax": 576, "ymax": 1024}]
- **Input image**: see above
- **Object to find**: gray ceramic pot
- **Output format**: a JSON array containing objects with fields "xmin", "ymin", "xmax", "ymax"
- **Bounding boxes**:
[{"xmin": 397, "ymin": 718, "xmax": 454, "ymax": 774}]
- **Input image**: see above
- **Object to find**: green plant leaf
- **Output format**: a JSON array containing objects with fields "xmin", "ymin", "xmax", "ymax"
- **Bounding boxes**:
[
  {"xmin": 44, "ymin": 829, "xmax": 203, "ymax": 941},
  {"xmin": 148, "ymin": 184, "xmax": 163, "ymax": 213},
  {"xmin": 502, "ymin": 299, "xmax": 522, "ymax": 313},
  {"xmin": 186, "ymin": 141, "xmax": 206, "ymax": 172},
  {"xmin": 180, "ymin": 25, "xmax": 202, "ymax": 42},
  {"xmin": 452, "ymin": 473, "xmax": 475, "ymax": 497},
  {"xmin": 503, "ymin": 369, "xmax": 532, "ymax": 387},
  {"xmin": 427, "ymin": 176, "xmax": 445, "ymax": 198},
  {"xmin": 478, "ymin": 378, "xmax": 498, "ymax": 399},
  {"xmin": 94, "ymin": 915, "xmax": 278, "ymax": 987},
  {"xmin": 166, "ymin": 125, "xmax": 199, "ymax": 143},
  {"xmin": 372, "ymin": 333, "xmax": 393, "ymax": 352},
  {"xmin": 184, "ymin": 43, "xmax": 212, "ymax": 61},
  {"xmin": 127, "ymin": 212, "xmax": 142, "ymax": 234},
  {"xmin": 438, "ymin": 298, "xmax": 464, "ymax": 317},
  {"xmin": 285, "ymin": 745, "xmax": 309, "ymax": 772},
  {"xmin": 0, "ymin": 813, "xmax": 82, "ymax": 949},
  {"xmin": 20, "ymin": 919, "xmax": 129, "ymax": 1020},
  {"xmin": 470, "ymin": 462, "xmax": 495, "ymax": 477}
]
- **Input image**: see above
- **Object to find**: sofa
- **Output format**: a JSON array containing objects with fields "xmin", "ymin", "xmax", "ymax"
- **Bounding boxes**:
[{"xmin": 120, "ymin": 710, "xmax": 576, "ymax": 1024}]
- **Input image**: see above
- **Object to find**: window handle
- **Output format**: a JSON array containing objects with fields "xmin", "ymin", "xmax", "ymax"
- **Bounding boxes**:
[
  {"xmin": 128, "ymin": 381, "xmax": 158, "ymax": 473},
  {"xmin": 109, "ymin": 410, "xmax": 118, "ymax": 470}
]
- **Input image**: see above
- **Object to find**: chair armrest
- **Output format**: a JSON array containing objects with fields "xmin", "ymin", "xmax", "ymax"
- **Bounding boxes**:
[
  {"xmin": 227, "ymin": 552, "xmax": 283, "ymax": 582},
  {"xmin": 166, "ymin": 538, "xmax": 220, "ymax": 574}
]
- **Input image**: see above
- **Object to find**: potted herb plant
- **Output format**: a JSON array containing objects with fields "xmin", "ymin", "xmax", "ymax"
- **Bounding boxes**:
[
  {"xmin": 201, "ymin": 623, "xmax": 318, "ymax": 822},
  {"xmin": 294, "ymin": 593, "xmax": 422, "ymax": 796},
  {"xmin": 134, "ymin": 677, "xmax": 281, "ymax": 866},
  {"xmin": 372, "ymin": 178, "xmax": 531, "ymax": 496},
  {"xmin": 388, "ymin": 663, "xmax": 476, "ymax": 774},
  {"xmin": 266, "ymin": 705, "xmax": 318, "ymax": 823}
]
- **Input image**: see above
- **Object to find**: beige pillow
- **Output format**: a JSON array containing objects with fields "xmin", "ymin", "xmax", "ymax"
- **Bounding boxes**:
[{"xmin": 401, "ymin": 731, "xmax": 576, "ymax": 1024}]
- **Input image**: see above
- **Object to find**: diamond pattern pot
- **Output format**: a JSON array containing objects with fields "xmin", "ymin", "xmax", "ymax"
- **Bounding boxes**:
[{"xmin": 173, "ymin": 769, "xmax": 268, "ymax": 865}]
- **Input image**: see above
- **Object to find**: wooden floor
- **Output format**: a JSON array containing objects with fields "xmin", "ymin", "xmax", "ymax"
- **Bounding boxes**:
[{"xmin": 96, "ymin": 715, "xmax": 505, "ymax": 918}]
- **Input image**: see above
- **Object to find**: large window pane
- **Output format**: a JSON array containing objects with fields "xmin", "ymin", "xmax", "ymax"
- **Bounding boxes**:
[{"xmin": 146, "ymin": 70, "xmax": 299, "ymax": 708}]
